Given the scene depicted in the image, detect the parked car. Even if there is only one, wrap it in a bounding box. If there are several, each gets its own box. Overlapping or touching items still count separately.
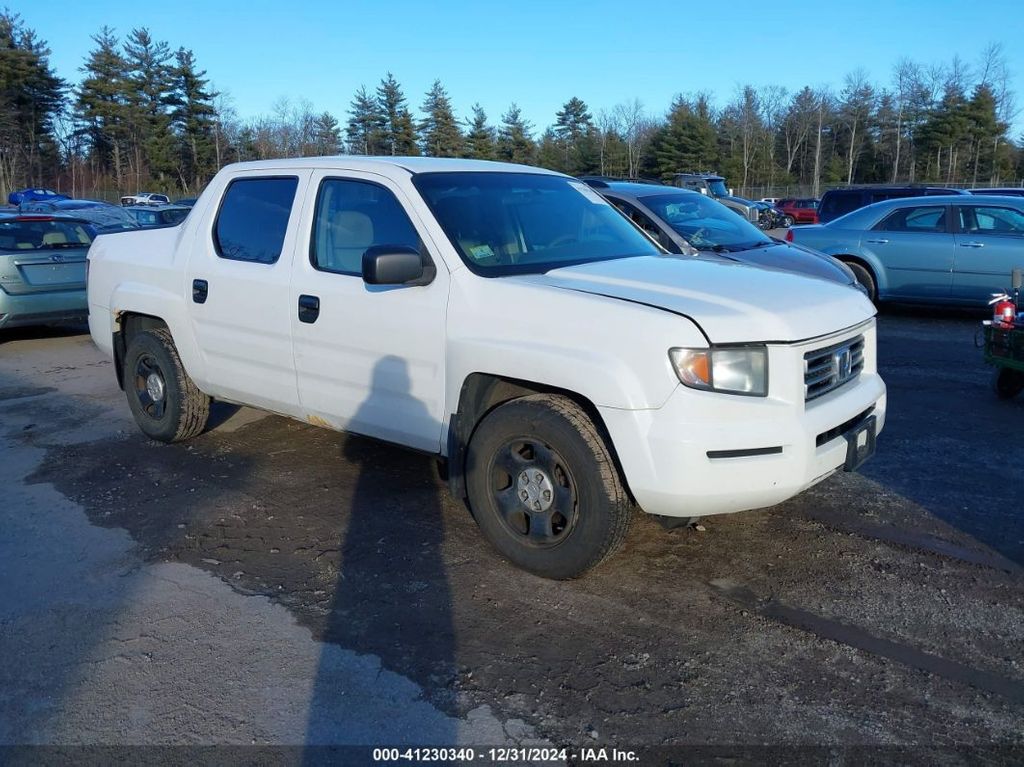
[584,179,861,289]
[120,192,170,207]
[970,188,1024,198]
[669,172,761,224]
[818,186,968,224]
[20,199,139,234]
[7,188,68,206]
[776,198,820,226]
[174,197,199,207]
[87,157,884,579]
[759,197,781,205]
[786,195,1024,304]
[0,214,93,329]
[125,205,191,228]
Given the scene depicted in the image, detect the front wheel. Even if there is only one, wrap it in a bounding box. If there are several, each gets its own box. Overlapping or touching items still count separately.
[992,367,1024,399]
[123,328,210,442]
[465,394,631,579]
[781,215,794,228]
[844,261,877,303]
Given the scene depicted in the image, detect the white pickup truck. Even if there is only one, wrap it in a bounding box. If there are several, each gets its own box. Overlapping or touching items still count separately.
[87,157,886,578]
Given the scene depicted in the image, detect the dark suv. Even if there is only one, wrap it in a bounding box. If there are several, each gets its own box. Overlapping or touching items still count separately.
[818,186,969,223]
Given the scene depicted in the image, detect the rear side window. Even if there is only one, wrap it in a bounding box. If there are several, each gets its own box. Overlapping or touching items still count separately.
[876,205,947,233]
[310,179,420,275]
[214,177,298,263]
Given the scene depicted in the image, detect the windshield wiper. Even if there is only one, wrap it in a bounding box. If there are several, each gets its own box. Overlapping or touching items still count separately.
[750,240,775,249]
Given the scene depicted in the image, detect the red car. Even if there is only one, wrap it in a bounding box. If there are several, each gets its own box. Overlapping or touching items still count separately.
[775,198,820,226]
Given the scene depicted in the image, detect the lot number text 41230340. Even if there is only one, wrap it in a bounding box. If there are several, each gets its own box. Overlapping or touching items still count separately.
[372,747,640,763]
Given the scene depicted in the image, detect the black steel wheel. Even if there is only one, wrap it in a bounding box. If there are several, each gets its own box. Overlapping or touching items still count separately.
[466,394,631,579]
[123,328,210,442]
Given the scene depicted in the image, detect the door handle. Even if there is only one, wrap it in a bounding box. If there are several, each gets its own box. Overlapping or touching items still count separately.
[192,279,208,304]
[865,238,889,244]
[959,241,986,248]
[298,294,320,324]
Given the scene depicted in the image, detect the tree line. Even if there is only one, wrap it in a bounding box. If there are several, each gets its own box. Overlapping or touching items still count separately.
[2,9,1021,201]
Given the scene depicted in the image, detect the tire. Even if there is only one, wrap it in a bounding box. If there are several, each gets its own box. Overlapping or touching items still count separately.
[781,215,794,228]
[844,261,877,303]
[465,394,631,579]
[992,368,1024,400]
[123,328,210,443]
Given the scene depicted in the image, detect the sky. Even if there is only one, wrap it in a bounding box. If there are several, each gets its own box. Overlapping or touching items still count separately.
[14,0,1024,136]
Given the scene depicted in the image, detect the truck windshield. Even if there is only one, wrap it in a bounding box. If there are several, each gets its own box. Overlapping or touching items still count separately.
[706,179,729,197]
[640,193,769,252]
[413,172,660,275]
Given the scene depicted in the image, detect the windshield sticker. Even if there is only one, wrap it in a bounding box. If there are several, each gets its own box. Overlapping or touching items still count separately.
[568,181,608,205]
[469,244,494,260]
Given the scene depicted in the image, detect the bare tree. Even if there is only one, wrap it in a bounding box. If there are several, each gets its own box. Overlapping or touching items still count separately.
[612,99,647,177]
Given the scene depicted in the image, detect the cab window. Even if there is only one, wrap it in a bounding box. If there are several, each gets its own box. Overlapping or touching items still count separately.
[214,177,298,264]
[311,179,421,275]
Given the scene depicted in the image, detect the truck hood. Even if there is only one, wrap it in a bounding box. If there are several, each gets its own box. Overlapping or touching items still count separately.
[520,255,874,344]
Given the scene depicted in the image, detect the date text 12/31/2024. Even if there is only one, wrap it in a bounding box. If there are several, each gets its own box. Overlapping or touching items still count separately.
[372,747,640,763]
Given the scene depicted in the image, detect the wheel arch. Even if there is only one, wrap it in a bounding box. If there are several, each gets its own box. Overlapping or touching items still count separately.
[833,253,884,297]
[446,372,634,506]
[112,311,169,390]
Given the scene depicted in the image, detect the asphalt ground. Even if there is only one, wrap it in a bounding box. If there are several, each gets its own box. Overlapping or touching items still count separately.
[1,303,1022,763]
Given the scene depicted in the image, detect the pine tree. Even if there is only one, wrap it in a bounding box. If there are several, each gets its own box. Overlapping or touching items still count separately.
[123,28,176,184]
[345,86,384,154]
[419,79,462,157]
[169,47,217,190]
[497,103,535,165]
[76,27,131,186]
[651,97,718,179]
[313,112,342,155]
[376,73,418,156]
[552,96,595,174]
[0,11,65,195]
[464,104,495,160]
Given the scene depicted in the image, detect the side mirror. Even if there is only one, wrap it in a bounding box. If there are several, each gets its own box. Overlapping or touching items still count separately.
[362,245,434,286]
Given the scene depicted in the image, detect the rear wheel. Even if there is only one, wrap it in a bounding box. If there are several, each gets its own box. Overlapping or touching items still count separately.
[992,368,1024,399]
[465,394,631,579]
[844,261,877,303]
[781,215,794,228]
[123,328,210,442]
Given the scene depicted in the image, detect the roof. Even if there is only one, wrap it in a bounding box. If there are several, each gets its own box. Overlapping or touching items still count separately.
[591,180,696,198]
[224,156,562,176]
[867,194,1024,208]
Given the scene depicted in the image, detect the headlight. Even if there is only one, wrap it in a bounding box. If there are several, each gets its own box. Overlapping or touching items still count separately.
[669,346,768,396]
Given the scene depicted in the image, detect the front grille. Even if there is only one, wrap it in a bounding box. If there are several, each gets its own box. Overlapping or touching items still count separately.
[804,335,864,402]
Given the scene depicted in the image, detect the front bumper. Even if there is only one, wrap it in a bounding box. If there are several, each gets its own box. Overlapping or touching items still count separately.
[600,321,886,518]
[0,287,88,329]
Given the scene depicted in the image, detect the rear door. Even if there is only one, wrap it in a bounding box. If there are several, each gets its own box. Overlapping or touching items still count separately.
[865,204,954,299]
[186,171,310,415]
[288,170,449,452]
[952,203,1024,302]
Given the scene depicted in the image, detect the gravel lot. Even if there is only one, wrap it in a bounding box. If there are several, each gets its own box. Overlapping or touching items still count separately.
[1,306,1022,759]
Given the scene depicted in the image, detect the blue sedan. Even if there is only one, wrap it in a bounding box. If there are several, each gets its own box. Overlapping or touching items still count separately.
[787,195,1024,304]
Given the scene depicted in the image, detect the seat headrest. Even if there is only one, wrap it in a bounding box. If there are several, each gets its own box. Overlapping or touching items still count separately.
[332,210,374,247]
